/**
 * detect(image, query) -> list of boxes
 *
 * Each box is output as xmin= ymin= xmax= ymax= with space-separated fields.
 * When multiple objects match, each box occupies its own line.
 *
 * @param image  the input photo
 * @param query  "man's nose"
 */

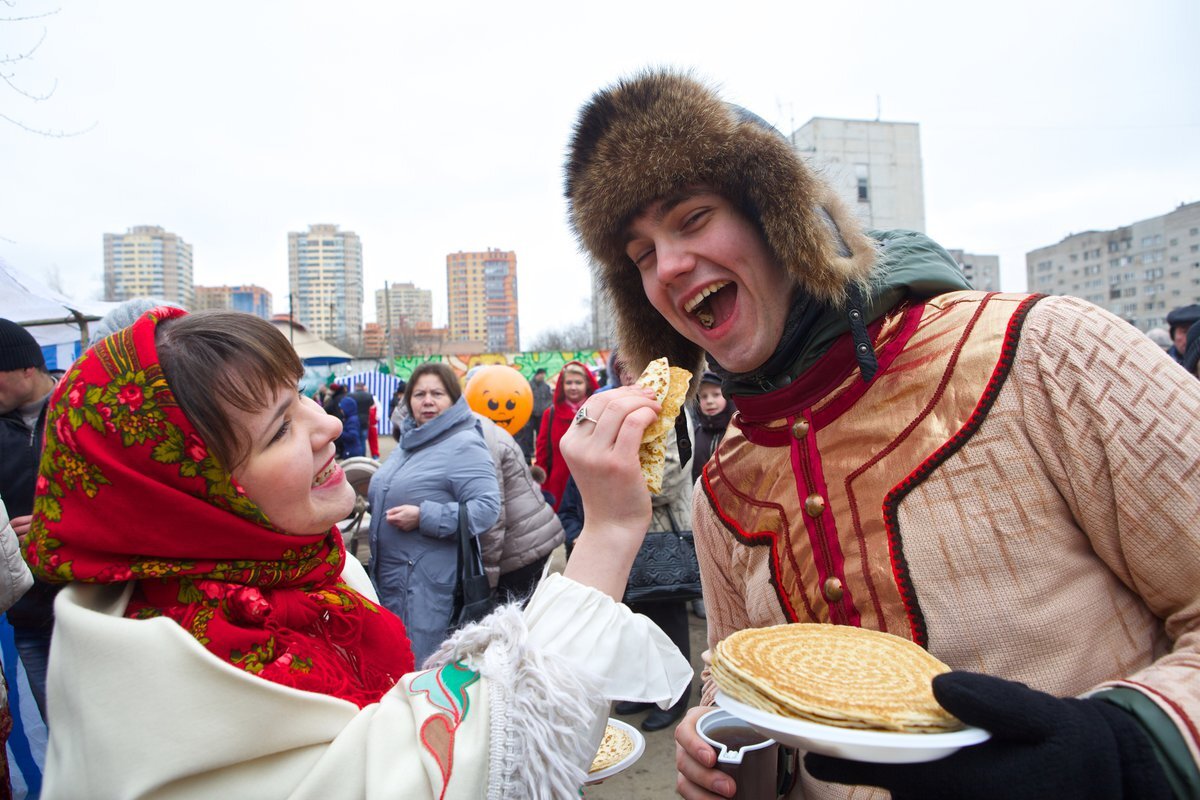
xmin=655 ymin=240 xmax=695 ymax=284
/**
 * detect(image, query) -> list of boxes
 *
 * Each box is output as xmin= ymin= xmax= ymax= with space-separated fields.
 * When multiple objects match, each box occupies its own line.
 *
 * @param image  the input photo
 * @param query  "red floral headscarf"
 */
xmin=27 ymin=307 xmax=414 ymax=707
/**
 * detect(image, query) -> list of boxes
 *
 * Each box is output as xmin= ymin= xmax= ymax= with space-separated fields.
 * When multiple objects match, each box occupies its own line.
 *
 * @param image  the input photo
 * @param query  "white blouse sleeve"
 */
xmin=43 ymin=571 xmax=691 ymax=800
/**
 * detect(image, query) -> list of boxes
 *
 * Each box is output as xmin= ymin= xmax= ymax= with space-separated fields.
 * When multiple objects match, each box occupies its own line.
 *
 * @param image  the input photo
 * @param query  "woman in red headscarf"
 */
xmin=26 ymin=308 xmax=690 ymax=799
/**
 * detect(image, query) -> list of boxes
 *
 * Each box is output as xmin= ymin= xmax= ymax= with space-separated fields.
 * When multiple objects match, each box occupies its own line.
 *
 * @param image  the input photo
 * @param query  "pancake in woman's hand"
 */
xmin=711 ymin=624 xmax=963 ymax=733
xmin=632 ymin=358 xmax=693 ymax=494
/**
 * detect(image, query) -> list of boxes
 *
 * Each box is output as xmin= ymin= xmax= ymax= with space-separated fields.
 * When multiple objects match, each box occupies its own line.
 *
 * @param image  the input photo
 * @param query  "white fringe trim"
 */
xmin=426 ymin=603 xmax=605 ymax=800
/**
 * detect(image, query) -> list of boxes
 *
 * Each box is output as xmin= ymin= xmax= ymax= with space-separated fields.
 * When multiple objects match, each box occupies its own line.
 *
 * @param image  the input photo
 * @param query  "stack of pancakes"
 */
xmin=589 ymin=724 xmax=635 ymax=773
xmin=711 ymin=624 xmax=963 ymax=733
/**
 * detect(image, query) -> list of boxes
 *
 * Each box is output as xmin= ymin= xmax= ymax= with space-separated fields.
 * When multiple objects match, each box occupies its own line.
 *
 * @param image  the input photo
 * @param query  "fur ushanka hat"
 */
xmin=565 ymin=69 xmax=876 ymax=383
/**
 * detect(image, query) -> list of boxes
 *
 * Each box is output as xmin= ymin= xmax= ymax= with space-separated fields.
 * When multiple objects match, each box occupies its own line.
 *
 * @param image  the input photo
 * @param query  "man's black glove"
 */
xmin=804 ymin=671 xmax=1173 ymax=800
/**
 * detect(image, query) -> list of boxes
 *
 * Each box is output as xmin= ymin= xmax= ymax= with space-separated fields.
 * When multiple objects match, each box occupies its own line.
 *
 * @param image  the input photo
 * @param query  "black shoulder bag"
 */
xmin=453 ymin=502 xmax=496 ymax=628
xmin=623 ymin=506 xmax=702 ymax=605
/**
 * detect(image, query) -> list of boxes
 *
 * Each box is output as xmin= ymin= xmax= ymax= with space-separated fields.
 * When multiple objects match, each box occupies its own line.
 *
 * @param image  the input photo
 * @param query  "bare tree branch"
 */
xmin=2 ymin=70 xmax=57 ymax=101
xmin=1 ymin=5 xmax=93 ymax=138
xmin=528 ymin=321 xmax=595 ymax=352
xmin=0 ymin=23 xmax=47 ymax=63
xmin=0 ymin=110 xmax=95 ymax=137
xmin=0 ymin=6 xmax=58 ymax=22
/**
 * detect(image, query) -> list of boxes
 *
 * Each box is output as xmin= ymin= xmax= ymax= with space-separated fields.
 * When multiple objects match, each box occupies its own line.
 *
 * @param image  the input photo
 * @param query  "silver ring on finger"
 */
xmin=573 ymin=405 xmax=597 ymax=426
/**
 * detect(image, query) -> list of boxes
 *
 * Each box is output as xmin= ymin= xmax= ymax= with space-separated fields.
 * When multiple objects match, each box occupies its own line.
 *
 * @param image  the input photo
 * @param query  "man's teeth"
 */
xmin=696 ymin=307 xmax=715 ymax=329
xmin=684 ymin=281 xmax=730 ymax=314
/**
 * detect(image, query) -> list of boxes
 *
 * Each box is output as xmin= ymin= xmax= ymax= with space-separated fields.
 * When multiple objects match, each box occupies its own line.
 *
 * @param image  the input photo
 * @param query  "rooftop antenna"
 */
xmin=777 ymin=99 xmax=796 ymax=143
xmin=875 ymin=94 xmax=882 ymax=122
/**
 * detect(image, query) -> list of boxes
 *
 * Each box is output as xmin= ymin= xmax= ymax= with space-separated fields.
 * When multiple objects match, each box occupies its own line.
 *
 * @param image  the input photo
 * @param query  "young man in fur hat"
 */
xmin=566 ymin=71 xmax=1199 ymax=800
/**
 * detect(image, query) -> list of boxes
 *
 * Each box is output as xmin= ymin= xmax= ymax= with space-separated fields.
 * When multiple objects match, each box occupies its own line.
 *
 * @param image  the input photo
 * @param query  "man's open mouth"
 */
xmin=684 ymin=280 xmax=734 ymax=330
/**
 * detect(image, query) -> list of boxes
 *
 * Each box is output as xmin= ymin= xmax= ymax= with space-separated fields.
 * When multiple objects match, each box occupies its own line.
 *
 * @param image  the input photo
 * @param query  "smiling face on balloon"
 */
xmin=464 ymin=365 xmax=533 ymax=433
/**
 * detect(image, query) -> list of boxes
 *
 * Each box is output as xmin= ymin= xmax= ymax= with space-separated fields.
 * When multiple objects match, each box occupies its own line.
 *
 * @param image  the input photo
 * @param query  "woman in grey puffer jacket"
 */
xmin=367 ymin=363 xmax=500 ymax=665
xmin=474 ymin=414 xmax=565 ymax=603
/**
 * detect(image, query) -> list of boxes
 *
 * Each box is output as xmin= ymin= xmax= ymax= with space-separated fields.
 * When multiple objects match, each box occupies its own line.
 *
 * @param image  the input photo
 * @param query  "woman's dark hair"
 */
xmin=157 ymin=310 xmax=303 ymax=470
xmin=402 ymin=362 xmax=462 ymax=418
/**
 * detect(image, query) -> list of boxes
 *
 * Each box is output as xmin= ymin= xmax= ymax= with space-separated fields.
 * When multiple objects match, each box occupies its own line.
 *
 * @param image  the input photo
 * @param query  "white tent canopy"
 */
xmin=268 ymin=318 xmax=353 ymax=365
xmin=0 ymin=258 xmax=117 ymax=369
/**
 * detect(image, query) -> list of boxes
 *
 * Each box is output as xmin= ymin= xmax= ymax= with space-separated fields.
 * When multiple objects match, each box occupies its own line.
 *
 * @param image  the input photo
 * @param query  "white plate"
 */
xmin=715 ymin=691 xmax=990 ymax=764
xmin=585 ymin=718 xmax=646 ymax=784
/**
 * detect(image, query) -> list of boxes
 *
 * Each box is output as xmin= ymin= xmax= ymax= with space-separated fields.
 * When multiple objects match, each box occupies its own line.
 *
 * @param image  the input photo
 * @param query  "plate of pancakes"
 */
xmin=586 ymin=718 xmax=646 ymax=783
xmin=712 ymin=624 xmax=990 ymax=764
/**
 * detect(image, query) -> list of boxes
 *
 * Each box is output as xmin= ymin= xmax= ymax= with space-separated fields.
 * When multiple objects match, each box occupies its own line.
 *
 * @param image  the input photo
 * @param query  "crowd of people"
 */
xmin=0 ymin=65 xmax=1197 ymax=800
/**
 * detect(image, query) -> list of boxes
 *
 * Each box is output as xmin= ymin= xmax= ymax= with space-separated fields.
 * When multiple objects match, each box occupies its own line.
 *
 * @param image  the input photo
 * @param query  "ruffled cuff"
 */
xmin=523 ymin=573 xmax=694 ymax=708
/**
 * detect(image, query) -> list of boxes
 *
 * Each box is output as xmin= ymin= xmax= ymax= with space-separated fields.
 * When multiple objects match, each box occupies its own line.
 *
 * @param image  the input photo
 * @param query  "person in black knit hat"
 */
xmin=0 ymin=318 xmax=61 ymax=723
xmin=1166 ymin=304 xmax=1200 ymax=365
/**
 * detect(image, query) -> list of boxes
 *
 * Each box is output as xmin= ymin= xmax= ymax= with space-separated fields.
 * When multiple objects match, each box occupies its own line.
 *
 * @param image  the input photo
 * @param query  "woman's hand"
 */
xmin=560 ymin=386 xmax=659 ymax=600
xmin=385 ymin=504 xmax=421 ymax=531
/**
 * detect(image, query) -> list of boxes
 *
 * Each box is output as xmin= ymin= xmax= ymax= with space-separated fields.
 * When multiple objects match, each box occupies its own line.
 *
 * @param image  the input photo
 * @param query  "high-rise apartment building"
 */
xmin=375 ymin=281 xmax=434 ymax=356
xmin=193 ymin=285 xmax=273 ymax=319
xmin=103 ymin=225 xmax=195 ymax=308
xmin=590 ymin=264 xmax=615 ymax=351
xmin=446 ymin=249 xmax=519 ymax=352
xmin=791 ymin=117 xmax=926 ymax=233
xmin=288 ymin=224 xmax=363 ymax=349
xmin=946 ymin=250 xmax=1000 ymax=292
xmin=1026 ymin=201 xmax=1200 ymax=331
xmin=362 ymin=322 xmax=387 ymax=359
xmin=375 ymin=282 xmax=433 ymax=333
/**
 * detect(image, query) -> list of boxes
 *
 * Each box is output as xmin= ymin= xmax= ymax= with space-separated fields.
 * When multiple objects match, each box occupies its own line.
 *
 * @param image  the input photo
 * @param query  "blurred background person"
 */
xmin=349 ymin=382 xmax=376 ymax=455
xmin=473 ymin=411 xmax=565 ymax=605
xmin=690 ymin=371 xmax=736 ymax=484
xmin=324 ymin=383 xmax=363 ymax=459
xmin=529 ymin=464 xmax=555 ymax=507
xmin=1145 ymin=327 xmax=1172 ymax=353
xmin=1166 ymin=304 xmax=1200 ymax=365
xmin=367 ymin=363 xmax=500 ymax=664
xmin=1184 ymin=320 xmax=1200 ymax=379
xmin=0 ymin=495 xmax=33 ymax=800
xmin=529 ymin=368 xmax=553 ymax=447
xmin=0 ymin=318 xmax=60 ymax=729
xmin=366 ymin=403 xmax=381 ymax=459
xmin=535 ymin=361 xmax=597 ymax=509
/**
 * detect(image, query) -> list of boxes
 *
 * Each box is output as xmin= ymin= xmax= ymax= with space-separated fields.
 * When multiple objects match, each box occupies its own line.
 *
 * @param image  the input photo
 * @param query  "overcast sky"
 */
xmin=2 ymin=0 xmax=1197 ymax=347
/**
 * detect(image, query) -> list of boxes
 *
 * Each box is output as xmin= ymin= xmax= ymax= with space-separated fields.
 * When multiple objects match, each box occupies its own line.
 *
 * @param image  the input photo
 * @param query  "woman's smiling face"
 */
xmin=228 ymin=385 xmax=355 ymax=535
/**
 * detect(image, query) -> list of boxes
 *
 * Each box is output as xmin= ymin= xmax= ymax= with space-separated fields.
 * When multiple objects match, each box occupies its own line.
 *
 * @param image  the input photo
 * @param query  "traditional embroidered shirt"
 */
xmin=696 ymin=292 xmax=1200 ymax=799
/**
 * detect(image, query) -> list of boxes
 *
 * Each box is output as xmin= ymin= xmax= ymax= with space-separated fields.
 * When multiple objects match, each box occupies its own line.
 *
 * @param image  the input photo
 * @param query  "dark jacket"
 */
xmin=691 ymin=400 xmax=736 ymax=483
xmin=349 ymin=389 xmax=374 ymax=432
xmin=0 ymin=393 xmax=60 ymax=629
xmin=556 ymin=476 xmax=584 ymax=549
xmin=1183 ymin=319 xmax=1200 ymax=376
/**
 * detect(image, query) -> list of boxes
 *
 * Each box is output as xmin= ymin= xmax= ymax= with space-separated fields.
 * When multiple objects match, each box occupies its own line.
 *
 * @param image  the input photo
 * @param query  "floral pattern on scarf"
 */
xmin=27 ymin=306 xmax=414 ymax=707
